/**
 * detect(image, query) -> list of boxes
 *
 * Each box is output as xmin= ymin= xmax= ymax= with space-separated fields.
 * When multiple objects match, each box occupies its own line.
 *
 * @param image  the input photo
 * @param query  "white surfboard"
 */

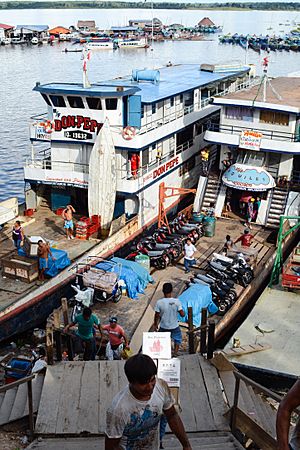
xmin=88 ymin=119 xmax=116 ymax=230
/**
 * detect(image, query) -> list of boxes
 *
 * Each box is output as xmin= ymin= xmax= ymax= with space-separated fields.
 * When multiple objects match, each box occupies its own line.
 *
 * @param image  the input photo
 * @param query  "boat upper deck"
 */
xmin=34 ymin=64 xmax=250 ymax=104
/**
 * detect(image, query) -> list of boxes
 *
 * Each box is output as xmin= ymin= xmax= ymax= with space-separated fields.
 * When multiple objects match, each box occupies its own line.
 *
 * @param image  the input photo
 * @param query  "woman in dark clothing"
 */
xmin=12 ymin=220 xmax=24 ymax=249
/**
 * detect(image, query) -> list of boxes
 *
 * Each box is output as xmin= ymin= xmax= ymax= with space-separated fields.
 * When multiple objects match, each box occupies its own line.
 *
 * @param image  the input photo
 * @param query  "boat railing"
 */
xmin=30 ymin=112 xmax=48 ymax=121
xmin=25 ymin=158 xmax=89 ymax=174
xmin=230 ymin=370 xmax=299 ymax=449
xmin=207 ymin=123 xmax=298 ymax=142
xmin=118 ymin=142 xmax=194 ymax=180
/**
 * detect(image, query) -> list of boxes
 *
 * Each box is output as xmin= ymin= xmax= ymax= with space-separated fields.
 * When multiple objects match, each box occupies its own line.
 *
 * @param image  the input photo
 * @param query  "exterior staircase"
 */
xmin=266 ymin=186 xmax=289 ymax=228
xmin=0 ymin=373 xmax=45 ymax=425
xmin=163 ymin=432 xmax=244 ymax=449
xmin=201 ymin=173 xmax=221 ymax=209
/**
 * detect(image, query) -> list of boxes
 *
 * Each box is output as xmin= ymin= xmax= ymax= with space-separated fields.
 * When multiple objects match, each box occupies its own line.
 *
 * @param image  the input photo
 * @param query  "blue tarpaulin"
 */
xmin=95 ymin=257 xmax=154 ymax=299
xmin=18 ymin=247 xmax=70 ymax=278
xmin=178 ymin=283 xmax=218 ymax=327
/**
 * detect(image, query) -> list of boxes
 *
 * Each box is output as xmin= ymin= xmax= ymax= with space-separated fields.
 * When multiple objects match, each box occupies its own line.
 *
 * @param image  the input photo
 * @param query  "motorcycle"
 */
xmin=208 ymin=260 xmax=252 ymax=288
xmin=140 ymin=236 xmax=181 ymax=261
xmin=127 ymin=245 xmax=170 ymax=270
xmin=69 ymin=283 xmax=94 ymax=323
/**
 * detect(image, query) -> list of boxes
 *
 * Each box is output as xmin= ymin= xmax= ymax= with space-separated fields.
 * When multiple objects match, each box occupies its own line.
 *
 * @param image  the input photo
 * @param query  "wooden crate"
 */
xmin=2 ymin=254 xmax=39 ymax=283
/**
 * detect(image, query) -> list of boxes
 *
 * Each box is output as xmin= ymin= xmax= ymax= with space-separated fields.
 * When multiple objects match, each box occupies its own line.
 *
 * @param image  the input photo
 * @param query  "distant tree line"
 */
xmin=0 ymin=1 xmax=299 ymax=11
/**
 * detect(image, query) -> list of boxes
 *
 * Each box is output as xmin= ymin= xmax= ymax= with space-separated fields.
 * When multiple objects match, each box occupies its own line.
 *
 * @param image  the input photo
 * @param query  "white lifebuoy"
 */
xmin=122 ymin=126 xmax=136 ymax=140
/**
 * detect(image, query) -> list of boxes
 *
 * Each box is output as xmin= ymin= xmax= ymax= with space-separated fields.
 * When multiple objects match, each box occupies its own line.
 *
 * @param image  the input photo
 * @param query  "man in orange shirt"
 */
xmin=234 ymin=229 xmax=254 ymax=247
xmin=103 ymin=317 xmax=129 ymax=360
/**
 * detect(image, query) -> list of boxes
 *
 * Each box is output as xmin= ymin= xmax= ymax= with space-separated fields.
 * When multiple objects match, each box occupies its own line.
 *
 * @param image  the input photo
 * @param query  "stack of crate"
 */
xmin=75 ymin=215 xmax=101 ymax=240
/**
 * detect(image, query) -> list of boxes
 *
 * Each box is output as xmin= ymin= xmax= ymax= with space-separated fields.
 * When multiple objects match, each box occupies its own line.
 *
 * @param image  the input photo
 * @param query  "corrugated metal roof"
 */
xmin=16 ymin=25 xmax=49 ymax=32
xmin=34 ymin=64 xmax=250 ymax=104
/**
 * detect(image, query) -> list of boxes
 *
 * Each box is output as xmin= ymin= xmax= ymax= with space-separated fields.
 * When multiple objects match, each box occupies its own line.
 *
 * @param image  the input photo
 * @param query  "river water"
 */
xmin=1 ymin=8 xmax=300 ymax=201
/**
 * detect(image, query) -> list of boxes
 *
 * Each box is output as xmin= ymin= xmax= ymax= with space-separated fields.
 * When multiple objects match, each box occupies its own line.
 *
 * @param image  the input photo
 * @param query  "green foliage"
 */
xmin=0 ymin=1 xmax=299 ymax=10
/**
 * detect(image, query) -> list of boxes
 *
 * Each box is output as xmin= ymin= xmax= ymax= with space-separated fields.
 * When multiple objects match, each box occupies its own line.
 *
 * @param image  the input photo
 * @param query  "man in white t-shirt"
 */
xmin=153 ymin=283 xmax=185 ymax=357
xmin=183 ymin=238 xmax=197 ymax=273
xmin=105 ymin=354 xmax=191 ymax=450
xmin=276 ymin=379 xmax=300 ymax=450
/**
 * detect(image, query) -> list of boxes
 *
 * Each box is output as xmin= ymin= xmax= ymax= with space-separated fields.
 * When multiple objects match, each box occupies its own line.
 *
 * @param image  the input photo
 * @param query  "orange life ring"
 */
xmin=44 ymin=120 xmax=53 ymax=134
xmin=122 ymin=126 xmax=136 ymax=140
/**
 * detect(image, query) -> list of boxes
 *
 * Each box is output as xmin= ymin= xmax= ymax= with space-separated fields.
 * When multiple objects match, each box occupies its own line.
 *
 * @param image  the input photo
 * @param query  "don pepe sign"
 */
xmin=239 ymin=130 xmax=262 ymax=151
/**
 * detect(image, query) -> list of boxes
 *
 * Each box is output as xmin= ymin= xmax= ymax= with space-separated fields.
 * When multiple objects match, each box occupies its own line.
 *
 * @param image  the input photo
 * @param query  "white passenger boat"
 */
xmin=117 ymin=37 xmax=149 ymax=49
xmin=85 ymin=40 xmax=114 ymax=50
xmin=25 ymin=62 xmax=253 ymax=233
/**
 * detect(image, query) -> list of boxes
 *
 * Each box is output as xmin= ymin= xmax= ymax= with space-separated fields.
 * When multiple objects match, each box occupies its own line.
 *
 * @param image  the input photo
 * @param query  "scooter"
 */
xmin=140 ymin=236 xmax=181 ymax=261
xmin=126 ymin=246 xmax=170 ymax=270
xmin=208 ymin=260 xmax=252 ymax=288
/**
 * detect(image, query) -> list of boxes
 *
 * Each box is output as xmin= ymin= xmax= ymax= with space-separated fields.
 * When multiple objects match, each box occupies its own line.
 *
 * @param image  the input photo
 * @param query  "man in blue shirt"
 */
xmin=64 ymin=307 xmax=102 ymax=360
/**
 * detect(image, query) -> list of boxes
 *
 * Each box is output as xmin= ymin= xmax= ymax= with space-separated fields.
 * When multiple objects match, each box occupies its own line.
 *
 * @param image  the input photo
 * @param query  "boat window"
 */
xmin=86 ymin=97 xmax=102 ymax=110
xmin=49 ymin=95 xmax=66 ymax=108
xmin=67 ymin=96 xmax=85 ymax=108
xmin=237 ymin=150 xmax=265 ymax=166
xmin=105 ymin=98 xmax=118 ymax=110
xmin=41 ymin=93 xmax=51 ymax=106
xmin=260 ymin=110 xmax=289 ymax=126
xmin=180 ymin=156 xmax=196 ymax=176
xmin=170 ymin=97 xmax=174 ymax=107
xmin=183 ymin=91 xmax=194 ymax=107
xmin=141 ymin=104 xmax=144 ymax=119
xmin=152 ymin=103 xmax=156 ymax=114
xmin=195 ymin=120 xmax=203 ymax=136
xmin=225 ymin=106 xmax=253 ymax=122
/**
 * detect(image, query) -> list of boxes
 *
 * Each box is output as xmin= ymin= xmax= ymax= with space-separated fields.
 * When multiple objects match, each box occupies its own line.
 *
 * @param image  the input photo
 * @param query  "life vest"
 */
xmin=122 ymin=126 xmax=136 ymax=140
xmin=130 ymin=154 xmax=140 ymax=176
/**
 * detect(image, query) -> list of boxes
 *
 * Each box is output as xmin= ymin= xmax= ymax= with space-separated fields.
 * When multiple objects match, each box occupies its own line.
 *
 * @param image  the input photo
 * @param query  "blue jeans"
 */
xmin=13 ymin=239 xmax=22 ymax=249
xmin=160 ymin=414 xmax=168 ymax=442
xmin=184 ymin=258 xmax=196 ymax=272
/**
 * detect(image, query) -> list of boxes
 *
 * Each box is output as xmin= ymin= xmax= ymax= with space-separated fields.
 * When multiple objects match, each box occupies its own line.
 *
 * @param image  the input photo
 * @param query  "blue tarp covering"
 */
xmin=95 ymin=257 xmax=154 ymax=299
xmin=18 ymin=247 xmax=70 ymax=278
xmin=178 ymin=284 xmax=218 ymax=327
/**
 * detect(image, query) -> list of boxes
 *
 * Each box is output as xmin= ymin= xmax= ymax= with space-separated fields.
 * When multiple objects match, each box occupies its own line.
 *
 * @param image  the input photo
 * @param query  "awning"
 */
xmin=222 ymin=163 xmax=276 ymax=191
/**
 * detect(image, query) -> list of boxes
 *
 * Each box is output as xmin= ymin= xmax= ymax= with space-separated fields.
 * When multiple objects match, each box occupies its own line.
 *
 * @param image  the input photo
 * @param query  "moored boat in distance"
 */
xmin=85 ymin=39 xmax=114 ymax=50
xmin=117 ymin=37 xmax=148 ymax=49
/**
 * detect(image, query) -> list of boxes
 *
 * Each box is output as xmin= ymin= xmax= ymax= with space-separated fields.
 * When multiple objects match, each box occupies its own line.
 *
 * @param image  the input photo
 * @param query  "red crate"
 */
xmin=55 ymin=207 xmax=65 ymax=216
xmin=79 ymin=216 xmax=91 ymax=225
xmin=91 ymin=215 xmax=101 ymax=226
xmin=24 ymin=208 xmax=35 ymax=217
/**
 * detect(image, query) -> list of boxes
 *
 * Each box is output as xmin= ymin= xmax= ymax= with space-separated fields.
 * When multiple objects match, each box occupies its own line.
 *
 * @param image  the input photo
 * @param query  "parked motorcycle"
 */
xmin=126 ymin=245 xmax=170 ymax=270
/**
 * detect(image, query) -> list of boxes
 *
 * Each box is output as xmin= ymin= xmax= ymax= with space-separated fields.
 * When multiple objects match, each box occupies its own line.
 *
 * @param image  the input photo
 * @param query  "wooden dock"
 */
xmin=35 ymin=354 xmax=230 ymax=436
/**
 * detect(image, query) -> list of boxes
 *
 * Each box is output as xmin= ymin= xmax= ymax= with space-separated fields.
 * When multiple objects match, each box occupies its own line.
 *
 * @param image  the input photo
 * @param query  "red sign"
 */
xmin=54 ymin=115 xmax=102 ymax=133
xmin=153 ymin=157 xmax=179 ymax=180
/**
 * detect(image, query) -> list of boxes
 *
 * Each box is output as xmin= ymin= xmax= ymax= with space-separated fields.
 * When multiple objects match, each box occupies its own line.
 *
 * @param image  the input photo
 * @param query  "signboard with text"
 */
xmin=157 ymin=358 xmax=181 ymax=387
xmin=142 ymin=332 xmax=171 ymax=360
xmin=239 ymin=130 xmax=262 ymax=151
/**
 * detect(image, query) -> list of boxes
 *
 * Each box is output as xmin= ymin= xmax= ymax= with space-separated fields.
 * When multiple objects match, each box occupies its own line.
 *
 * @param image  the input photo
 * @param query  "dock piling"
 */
xmin=200 ymin=307 xmax=208 ymax=355
xmin=207 ymin=320 xmax=215 ymax=360
xmin=188 ymin=306 xmax=195 ymax=354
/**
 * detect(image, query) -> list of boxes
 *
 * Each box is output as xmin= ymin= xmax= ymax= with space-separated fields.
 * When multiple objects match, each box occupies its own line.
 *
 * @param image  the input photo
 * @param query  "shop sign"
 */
xmin=142 ymin=332 xmax=171 ymax=360
xmin=239 ymin=130 xmax=262 ymax=151
xmin=222 ymin=163 xmax=275 ymax=191
xmin=34 ymin=125 xmax=52 ymax=141
xmin=157 ymin=359 xmax=181 ymax=387
xmin=143 ymin=157 xmax=180 ymax=183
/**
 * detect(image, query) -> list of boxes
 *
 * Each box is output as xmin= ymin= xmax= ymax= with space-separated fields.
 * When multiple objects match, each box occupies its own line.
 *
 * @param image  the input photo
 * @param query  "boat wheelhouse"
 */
xmin=24 ymin=63 xmax=253 ymax=232
xmin=199 ymin=77 xmax=300 ymax=227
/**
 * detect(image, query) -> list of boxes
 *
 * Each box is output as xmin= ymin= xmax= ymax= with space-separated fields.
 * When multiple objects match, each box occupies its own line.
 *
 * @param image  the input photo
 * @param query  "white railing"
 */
xmin=25 ymin=158 xmax=89 ymax=174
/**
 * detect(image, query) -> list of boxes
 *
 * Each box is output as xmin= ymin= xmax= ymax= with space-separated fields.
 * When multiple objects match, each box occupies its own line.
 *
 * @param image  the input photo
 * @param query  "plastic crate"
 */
xmin=79 ymin=216 xmax=91 ymax=225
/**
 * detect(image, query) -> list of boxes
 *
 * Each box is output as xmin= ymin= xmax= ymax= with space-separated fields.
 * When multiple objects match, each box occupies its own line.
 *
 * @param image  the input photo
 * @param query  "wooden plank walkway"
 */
xmin=35 ymin=354 xmax=230 ymax=436
xmin=26 ymin=432 xmax=245 ymax=449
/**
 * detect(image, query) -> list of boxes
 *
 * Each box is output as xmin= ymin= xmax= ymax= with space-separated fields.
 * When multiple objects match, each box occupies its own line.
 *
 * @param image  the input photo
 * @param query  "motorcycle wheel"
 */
xmin=227 ymin=289 xmax=237 ymax=302
xmin=244 ymin=269 xmax=254 ymax=284
xmin=157 ymin=258 xmax=167 ymax=270
xmin=112 ymin=286 xmax=122 ymax=303
xmin=218 ymin=302 xmax=227 ymax=315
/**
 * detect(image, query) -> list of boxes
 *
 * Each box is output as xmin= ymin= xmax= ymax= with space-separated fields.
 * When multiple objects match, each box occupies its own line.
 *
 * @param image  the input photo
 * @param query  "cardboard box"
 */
xmin=142 ymin=332 xmax=172 ymax=360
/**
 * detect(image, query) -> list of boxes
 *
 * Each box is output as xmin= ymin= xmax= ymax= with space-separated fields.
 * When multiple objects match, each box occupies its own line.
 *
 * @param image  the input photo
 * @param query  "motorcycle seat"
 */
xmin=147 ymin=250 xmax=165 ymax=257
xmin=196 ymin=274 xmax=214 ymax=284
xmin=210 ymin=261 xmax=227 ymax=271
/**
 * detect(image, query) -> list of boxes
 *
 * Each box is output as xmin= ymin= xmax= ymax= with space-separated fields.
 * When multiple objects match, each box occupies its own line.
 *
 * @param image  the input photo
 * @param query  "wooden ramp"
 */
xmin=35 ymin=354 xmax=230 ymax=436
xmin=0 ymin=373 xmax=44 ymax=425
xmin=26 ymin=432 xmax=244 ymax=449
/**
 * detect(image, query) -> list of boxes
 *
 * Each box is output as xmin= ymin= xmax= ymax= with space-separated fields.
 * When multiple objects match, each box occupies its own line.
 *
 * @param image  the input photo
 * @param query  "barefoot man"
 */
xmin=37 ymin=240 xmax=55 ymax=281
xmin=62 ymin=204 xmax=75 ymax=239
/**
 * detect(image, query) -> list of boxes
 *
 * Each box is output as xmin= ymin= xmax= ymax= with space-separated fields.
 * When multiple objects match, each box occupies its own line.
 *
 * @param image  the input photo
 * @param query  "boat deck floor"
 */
xmin=0 ymin=206 xmax=100 ymax=312
xmin=0 ymin=210 xmax=275 ymax=342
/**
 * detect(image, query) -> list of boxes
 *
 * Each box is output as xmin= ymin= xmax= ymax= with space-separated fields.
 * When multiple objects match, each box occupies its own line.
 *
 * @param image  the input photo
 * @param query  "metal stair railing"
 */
xmin=230 ymin=370 xmax=300 ymax=450
xmin=0 ymin=373 xmax=36 ymax=440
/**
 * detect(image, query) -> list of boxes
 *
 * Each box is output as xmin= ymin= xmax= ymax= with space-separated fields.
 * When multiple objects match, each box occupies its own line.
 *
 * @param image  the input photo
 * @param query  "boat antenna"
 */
xmin=252 ymin=57 xmax=282 ymax=105
xmin=82 ymin=47 xmax=91 ymax=88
